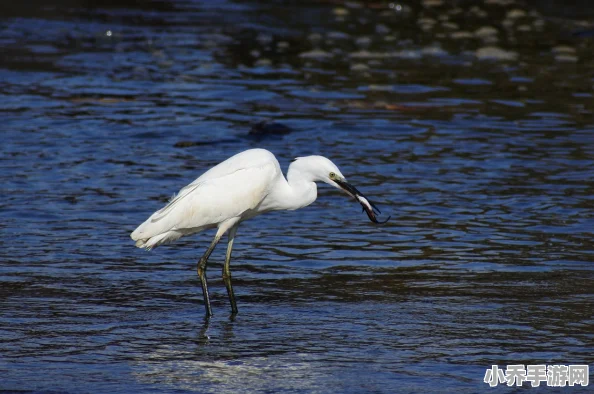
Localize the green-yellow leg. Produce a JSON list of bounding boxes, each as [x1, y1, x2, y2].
[[223, 226, 239, 315], [197, 235, 221, 317]]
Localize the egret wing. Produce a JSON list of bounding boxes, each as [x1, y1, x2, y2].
[[150, 181, 205, 222], [131, 161, 278, 241]]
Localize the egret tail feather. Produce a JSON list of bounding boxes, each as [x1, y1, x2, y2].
[[133, 230, 184, 250]]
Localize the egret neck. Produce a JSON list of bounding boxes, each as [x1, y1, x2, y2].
[[264, 158, 319, 212]]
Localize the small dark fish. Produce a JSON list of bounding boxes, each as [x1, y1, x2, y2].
[[357, 195, 390, 224], [335, 179, 390, 224]]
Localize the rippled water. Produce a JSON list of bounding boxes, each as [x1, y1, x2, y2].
[[1, 0, 593, 392]]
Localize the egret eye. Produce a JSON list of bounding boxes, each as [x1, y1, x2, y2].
[[329, 172, 336, 179]]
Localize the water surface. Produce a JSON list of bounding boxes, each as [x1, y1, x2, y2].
[[1, 0, 593, 392]]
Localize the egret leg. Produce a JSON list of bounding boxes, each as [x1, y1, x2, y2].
[[197, 234, 221, 317], [223, 226, 239, 315]]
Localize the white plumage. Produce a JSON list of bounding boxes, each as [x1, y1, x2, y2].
[[131, 148, 386, 316], [132, 149, 279, 250]]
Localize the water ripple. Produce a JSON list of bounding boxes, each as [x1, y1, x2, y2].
[[1, 0, 593, 392]]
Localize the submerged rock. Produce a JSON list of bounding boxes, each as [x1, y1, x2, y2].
[[475, 46, 518, 61], [475, 26, 499, 40], [299, 49, 333, 59], [350, 63, 370, 71]]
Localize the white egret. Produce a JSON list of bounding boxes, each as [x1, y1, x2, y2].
[[131, 148, 388, 316]]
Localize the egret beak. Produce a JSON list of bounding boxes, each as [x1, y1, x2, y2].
[[335, 179, 390, 224]]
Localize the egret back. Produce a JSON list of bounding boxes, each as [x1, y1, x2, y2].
[[185, 148, 278, 188]]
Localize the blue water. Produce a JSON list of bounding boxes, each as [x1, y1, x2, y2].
[[1, 0, 593, 392]]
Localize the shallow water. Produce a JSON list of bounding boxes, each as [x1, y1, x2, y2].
[[1, 0, 593, 392]]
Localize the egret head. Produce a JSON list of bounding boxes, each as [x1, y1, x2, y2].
[[291, 155, 389, 224]]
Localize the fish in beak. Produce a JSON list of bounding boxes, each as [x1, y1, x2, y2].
[[334, 179, 390, 224]]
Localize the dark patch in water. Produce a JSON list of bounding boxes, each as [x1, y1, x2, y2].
[[248, 120, 294, 138]]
